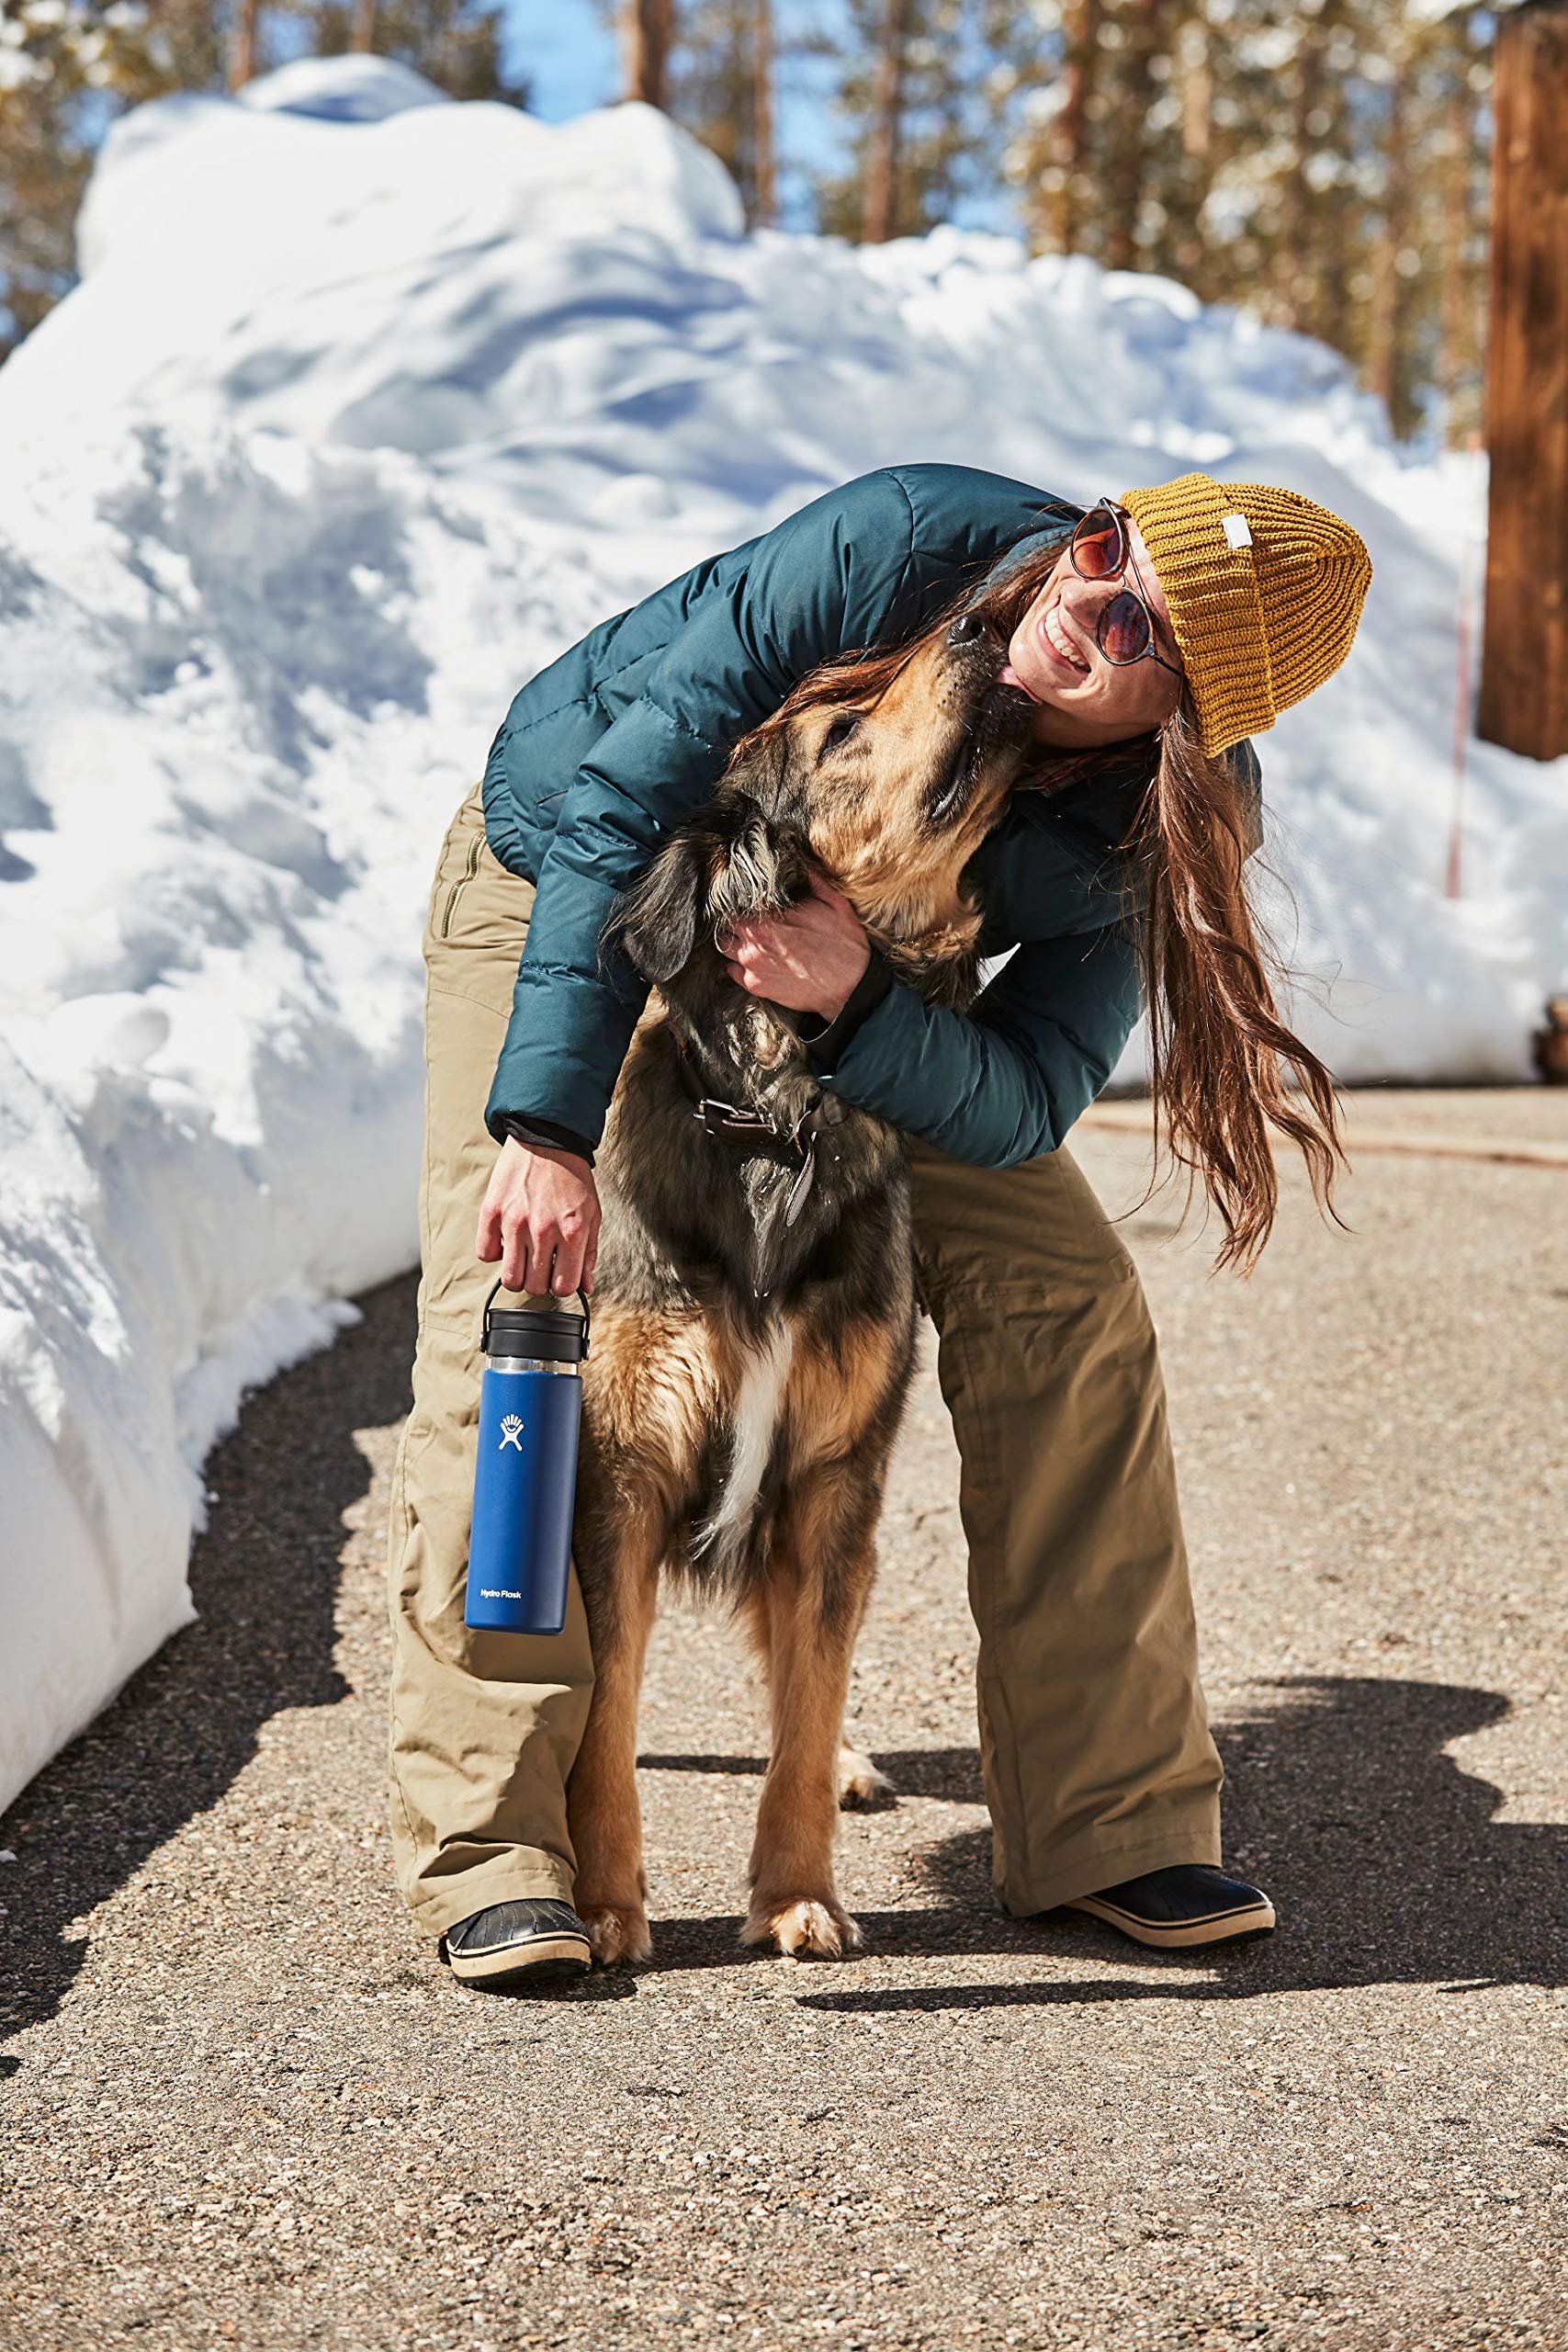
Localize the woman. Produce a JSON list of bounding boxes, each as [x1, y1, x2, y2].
[[386, 462, 1371, 1988]]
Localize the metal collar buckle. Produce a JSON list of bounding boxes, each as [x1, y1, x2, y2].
[[694, 1097, 791, 1148]]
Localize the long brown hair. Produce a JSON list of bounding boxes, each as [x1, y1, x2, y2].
[[730, 526, 1348, 1272]]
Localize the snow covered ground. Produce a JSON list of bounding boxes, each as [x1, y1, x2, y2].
[[2, 57, 1563, 1811]]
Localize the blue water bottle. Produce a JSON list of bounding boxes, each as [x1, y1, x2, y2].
[[464, 1281, 590, 1634]]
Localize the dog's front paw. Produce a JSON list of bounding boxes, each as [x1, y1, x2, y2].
[[580, 1903, 653, 1968], [744, 1896, 863, 1960], [838, 1745, 896, 1809]]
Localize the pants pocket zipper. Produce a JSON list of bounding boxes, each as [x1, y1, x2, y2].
[[439, 828, 485, 938]]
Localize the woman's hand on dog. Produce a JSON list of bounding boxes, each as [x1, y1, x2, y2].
[[477, 1140, 601, 1297], [716, 873, 870, 1019]]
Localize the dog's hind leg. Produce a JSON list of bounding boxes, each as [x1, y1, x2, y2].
[[568, 1507, 662, 1967], [742, 1467, 882, 1959]]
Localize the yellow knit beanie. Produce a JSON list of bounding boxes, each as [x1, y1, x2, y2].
[[1117, 472, 1372, 757]]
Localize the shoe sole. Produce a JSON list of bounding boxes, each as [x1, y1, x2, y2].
[[444, 1932, 592, 1986], [1066, 1894, 1277, 1950]]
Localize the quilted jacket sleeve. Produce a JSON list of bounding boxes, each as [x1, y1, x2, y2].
[[810, 732, 1266, 1166], [812, 923, 1145, 1169], [483, 471, 919, 1148]]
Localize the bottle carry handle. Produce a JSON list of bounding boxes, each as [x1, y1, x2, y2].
[[481, 1278, 591, 1358]]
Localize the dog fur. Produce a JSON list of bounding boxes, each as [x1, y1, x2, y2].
[[565, 613, 1040, 1963]]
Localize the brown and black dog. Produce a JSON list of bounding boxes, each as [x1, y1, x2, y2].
[[565, 610, 1040, 1964]]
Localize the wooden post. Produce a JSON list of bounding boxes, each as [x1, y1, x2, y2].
[[1477, 0, 1568, 759]]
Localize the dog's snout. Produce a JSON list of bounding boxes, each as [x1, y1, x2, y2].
[[946, 609, 988, 648]]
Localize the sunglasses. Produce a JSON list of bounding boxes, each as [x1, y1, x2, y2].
[[1068, 501, 1184, 677]]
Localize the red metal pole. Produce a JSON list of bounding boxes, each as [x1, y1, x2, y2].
[[1447, 535, 1474, 900]]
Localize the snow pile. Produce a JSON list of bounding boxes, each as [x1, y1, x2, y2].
[[1, 57, 1562, 1810]]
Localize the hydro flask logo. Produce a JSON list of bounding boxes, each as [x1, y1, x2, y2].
[[499, 1415, 525, 1452]]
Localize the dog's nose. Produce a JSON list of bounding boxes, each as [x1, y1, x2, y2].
[[946, 609, 987, 646]]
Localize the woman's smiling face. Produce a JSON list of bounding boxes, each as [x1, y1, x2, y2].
[[1003, 517, 1185, 750]]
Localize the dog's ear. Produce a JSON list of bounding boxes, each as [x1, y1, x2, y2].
[[604, 832, 708, 986]]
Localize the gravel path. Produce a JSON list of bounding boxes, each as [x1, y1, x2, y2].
[[4, 1090, 1566, 2351]]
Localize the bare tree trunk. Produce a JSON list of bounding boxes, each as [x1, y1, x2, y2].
[[1103, 0, 1161, 273], [1179, 18, 1210, 167], [862, 0, 913, 244], [1282, 21, 1325, 334], [1170, 12, 1212, 281], [1437, 57, 1479, 444], [1372, 42, 1414, 435], [624, 0, 675, 108], [753, 0, 777, 227], [229, 0, 262, 90], [350, 0, 378, 54], [1053, 0, 1101, 252], [1477, 0, 1568, 759]]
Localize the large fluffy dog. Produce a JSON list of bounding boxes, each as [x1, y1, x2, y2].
[[565, 610, 1040, 1964]]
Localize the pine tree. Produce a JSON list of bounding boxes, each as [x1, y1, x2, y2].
[[309, 0, 525, 103], [994, 0, 1491, 446], [0, 0, 526, 356], [812, 0, 984, 242], [0, 26, 89, 351], [662, 0, 763, 217], [1, 0, 225, 354], [0, 0, 1500, 442]]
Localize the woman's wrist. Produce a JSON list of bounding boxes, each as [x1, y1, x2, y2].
[[798, 944, 895, 1059], [813, 934, 871, 1022], [495, 1113, 596, 1168]]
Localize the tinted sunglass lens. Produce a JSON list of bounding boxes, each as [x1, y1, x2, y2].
[[1072, 507, 1123, 581], [1099, 589, 1152, 664]]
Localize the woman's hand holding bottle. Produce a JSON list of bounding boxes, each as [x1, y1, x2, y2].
[[477, 1138, 601, 1297]]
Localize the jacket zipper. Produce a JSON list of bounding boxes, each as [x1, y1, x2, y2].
[[439, 829, 485, 937]]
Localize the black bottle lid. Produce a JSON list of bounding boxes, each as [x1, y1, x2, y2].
[[481, 1282, 590, 1363]]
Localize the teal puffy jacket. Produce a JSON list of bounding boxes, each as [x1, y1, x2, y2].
[[480, 461, 1260, 1168]]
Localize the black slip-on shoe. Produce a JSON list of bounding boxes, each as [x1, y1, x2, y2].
[[442, 1898, 592, 1987], [1065, 1863, 1276, 1951]]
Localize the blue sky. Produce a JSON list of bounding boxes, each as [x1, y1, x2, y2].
[[502, 0, 619, 121]]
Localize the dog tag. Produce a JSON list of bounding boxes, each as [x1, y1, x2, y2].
[[784, 1136, 817, 1227]]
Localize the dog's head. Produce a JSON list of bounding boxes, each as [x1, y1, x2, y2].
[[608, 609, 1036, 1015], [780, 608, 1040, 947]]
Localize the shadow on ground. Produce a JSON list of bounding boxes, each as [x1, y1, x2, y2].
[[0, 1271, 419, 2071], [640, 1679, 1568, 1999], [3, 1259, 1564, 2063]]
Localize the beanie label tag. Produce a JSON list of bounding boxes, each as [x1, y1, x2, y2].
[[1222, 513, 1254, 550]]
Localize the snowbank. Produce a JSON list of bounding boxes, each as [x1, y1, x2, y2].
[[1, 56, 1562, 1810]]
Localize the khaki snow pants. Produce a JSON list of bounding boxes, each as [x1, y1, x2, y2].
[[386, 783, 1224, 1939]]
